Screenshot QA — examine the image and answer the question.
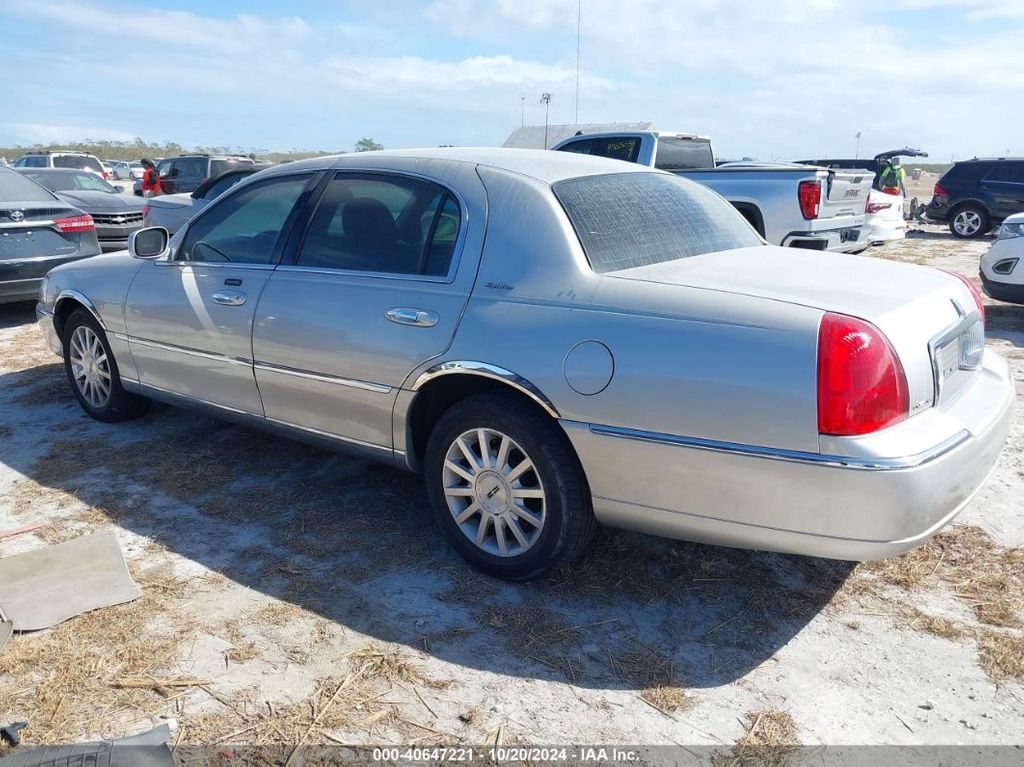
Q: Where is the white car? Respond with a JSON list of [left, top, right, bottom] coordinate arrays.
[[980, 212, 1024, 304]]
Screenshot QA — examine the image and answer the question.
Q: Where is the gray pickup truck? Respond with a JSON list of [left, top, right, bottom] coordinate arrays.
[[552, 131, 872, 253]]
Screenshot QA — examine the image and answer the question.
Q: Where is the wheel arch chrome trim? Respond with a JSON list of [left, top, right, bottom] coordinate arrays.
[[584, 422, 972, 472], [410, 361, 560, 418], [54, 290, 106, 331]]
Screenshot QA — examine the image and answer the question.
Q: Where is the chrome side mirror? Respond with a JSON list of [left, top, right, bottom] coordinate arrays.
[[128, 227, 168, 259]]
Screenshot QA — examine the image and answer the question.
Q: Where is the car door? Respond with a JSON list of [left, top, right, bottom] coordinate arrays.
[[252, 167, 484, 452], [985, 163, 1024, 219], [125, 172, 315, 413], [157, 159, 178, 194]]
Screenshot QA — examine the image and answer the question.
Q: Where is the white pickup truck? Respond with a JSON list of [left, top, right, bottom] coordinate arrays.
[[552, 131, 872, 253]]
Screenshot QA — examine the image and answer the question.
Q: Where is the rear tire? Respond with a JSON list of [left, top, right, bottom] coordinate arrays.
[[424, 391, 596, 580], [62, 308, 150, 422], [949, 205, 990, 239]]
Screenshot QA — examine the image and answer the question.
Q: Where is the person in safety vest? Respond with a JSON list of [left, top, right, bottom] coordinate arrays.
[[140, 159, 162, 198], [879, 156, 906, 195]]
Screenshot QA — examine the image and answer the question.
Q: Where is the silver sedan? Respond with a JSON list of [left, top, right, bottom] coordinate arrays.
[[35, 149, 1014, 579]]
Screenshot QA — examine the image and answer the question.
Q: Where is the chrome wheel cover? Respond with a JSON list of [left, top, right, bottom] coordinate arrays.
[[953, 209, 982, 236], [442, 428, 546, 557], [69, 325, 112, 408]]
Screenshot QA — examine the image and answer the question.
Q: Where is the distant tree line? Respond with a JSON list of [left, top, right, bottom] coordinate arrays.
[[0, 137, 384, 163]]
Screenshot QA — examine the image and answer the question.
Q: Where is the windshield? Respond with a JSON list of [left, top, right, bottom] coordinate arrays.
[[0, 168, 57, 202], [23, 171, 117, 193], [553, 172, 762, 274]]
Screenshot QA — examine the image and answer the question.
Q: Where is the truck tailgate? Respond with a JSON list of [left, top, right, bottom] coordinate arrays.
[[819, 169, 871, 220]]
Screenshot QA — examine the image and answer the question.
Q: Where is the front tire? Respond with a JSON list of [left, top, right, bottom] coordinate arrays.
[[424, 391, 596, 580], [949, 205, 990, 239], [62, 308, 150, 422]]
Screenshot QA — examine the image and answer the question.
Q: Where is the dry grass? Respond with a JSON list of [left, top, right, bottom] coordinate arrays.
[[479, 603, 583, 676], [0, 325, 56, 372], [0, 589, 190, 743], [721, 709, 801, 767], [899, 608, 969, 640], [857, 526, 1024, 628], [976, 629, 1024, 682], [611, 643, 694, 715], [226, 642, 261, 664]]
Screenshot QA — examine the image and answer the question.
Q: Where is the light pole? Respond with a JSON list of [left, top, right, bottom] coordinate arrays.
[[541, 92, 552, 148], [855, 131, 862, 159], [520, 95, 525, 127], [575, 0, 581, 123]]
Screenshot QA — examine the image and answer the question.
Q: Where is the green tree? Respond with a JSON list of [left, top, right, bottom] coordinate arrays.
[[355, 137, 383, 152]]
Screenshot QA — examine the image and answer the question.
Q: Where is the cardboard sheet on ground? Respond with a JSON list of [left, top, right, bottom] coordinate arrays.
[[0, 532, 141, 631]]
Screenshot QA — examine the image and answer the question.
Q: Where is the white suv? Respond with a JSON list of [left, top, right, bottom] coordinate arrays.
[[13, 151, 108, 179]]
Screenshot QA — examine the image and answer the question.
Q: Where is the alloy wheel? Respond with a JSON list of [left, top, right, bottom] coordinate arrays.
[[442, 428, 547, 557], [953, 209, 982, 237], [69, 325, 112, 408]]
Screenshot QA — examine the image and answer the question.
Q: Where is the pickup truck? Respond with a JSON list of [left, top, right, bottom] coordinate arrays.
[[552, 131, 872, 253]]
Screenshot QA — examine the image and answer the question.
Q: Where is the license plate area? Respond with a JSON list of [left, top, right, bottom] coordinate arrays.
[[929, 310, 984, 404]]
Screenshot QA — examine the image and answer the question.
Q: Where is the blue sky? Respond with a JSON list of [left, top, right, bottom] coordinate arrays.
[[1, 0, 1021, 160]]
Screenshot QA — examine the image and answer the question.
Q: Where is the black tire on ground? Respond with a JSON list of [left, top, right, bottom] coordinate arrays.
[[424, 390, 597, 580], [62, 308, 150, 422], [948, 204, 991, 239]]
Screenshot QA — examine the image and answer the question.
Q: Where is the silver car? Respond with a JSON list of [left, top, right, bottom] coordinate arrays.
[[35, 149, 1014, 579]]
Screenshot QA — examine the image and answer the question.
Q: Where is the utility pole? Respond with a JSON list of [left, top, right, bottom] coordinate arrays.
[[541, 93, 552, 148], [520, 95, 525, 127], [575, 0, 581, 123], [854, 131, 862, 159]]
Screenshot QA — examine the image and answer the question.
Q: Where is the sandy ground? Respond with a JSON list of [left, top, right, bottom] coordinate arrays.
[[0, 225, 1021, 758]]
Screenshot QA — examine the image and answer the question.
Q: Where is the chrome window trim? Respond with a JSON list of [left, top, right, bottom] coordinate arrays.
[[127, 335, 252, 367], [253, 360, 392, 394], [584, 422, 972, 472], [411, 361, 560, 418], [153, 260, 278, 271], [55, 290, 106, 329], [289, 168, 470, 284]]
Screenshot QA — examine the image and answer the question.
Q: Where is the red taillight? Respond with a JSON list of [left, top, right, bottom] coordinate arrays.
[[53, 214, 95, 233], [817, 312, 909, 436], [933, 183, 949, 199], [103, 171, 109, 179], [798, 180, 821, 220], [865, 201, 892, 214], [944, 270, 986, 322]]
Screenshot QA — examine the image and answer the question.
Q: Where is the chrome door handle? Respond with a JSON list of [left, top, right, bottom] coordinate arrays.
[[385, 307, 438, 327], [211, 290, 247, 306]]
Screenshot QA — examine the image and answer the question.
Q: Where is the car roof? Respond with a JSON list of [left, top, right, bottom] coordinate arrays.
[[957, 157, 1024, 163], [15, 167, 92, 174], [265, 147, 661, 186]]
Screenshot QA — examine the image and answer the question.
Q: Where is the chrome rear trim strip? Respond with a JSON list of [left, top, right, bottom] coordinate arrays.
[[253, 360, 392, 394], [585, 423, 971, 471]]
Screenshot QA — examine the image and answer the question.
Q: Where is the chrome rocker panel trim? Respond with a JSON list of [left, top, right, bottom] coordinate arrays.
[[585, 422, 972, 471]]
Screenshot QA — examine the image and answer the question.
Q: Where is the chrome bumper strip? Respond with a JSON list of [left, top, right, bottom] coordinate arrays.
[[585, 423, 972, 472], [253, 360, 392, 394]]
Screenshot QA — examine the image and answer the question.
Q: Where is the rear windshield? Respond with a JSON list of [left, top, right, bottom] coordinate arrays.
[[653, 137, 715, 170], [0, 169, 57, 202], [553, 172, 762, 274], [53, 155, 103, 172]]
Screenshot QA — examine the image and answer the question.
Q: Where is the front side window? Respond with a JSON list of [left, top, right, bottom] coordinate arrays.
[[295, 173, 461, 277], [178, 174, 310, 264], [553, 172, 762, 274]]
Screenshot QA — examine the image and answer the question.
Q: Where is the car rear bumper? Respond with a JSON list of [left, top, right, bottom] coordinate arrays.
[[0, 254, 90, 304], [782, 225, 869, 253], [562, 350, 1014, 561]]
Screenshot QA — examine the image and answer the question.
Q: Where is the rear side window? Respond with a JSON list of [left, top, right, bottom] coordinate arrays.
[[553, 172, 762, 274], [15, 156, 47, 168], [944, 162, 991, 182], [985, 164, 1024, 183], [53, 155, 102, 172], [560, 137, 642, 164], [654, 138, 715, 170], [211, 159, 253, 177], [295, 173, 461, 277], [0, 169, 56, 202]]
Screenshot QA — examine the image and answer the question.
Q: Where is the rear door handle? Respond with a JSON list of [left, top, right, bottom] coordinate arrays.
[[385, 307, 438, 327], [211, 290, 247, 306]]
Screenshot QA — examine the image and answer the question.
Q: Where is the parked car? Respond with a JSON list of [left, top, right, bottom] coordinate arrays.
[[553, 131, 873, 253], [35, 149, 1013, 579], [155, 154, 255, 195], [17, 168, 146, 252], [1, 166, 101, 304], [109, 161, 142, 181], [13, 151, 108, 179], [980, 211, 1024, 304], [795, 149, 929, 245], [142, 165, 270, 234], [927, 157, 1024, 239]]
